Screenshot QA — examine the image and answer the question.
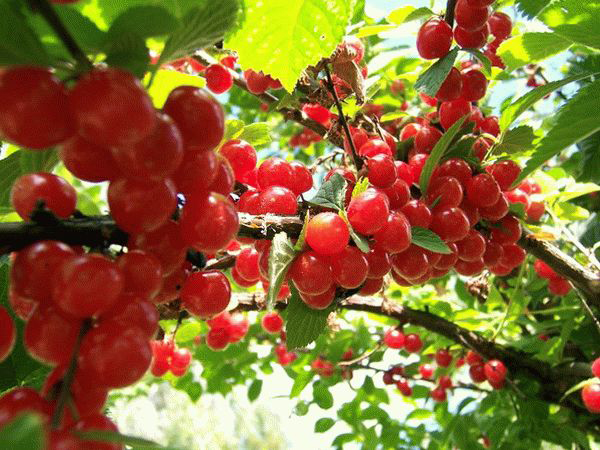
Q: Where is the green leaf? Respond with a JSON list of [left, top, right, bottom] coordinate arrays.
[[315, 417, 335, 433], [540, 0, 600, 50], [0, 414, 45, 450], [380, 111, 409, 122], [386, 6, 434, 25], [223, 119, 246, 141], [267, 233, 297, 309], [509, 202, 526, 219], [419, 114, 468, 194], [285, 283, 333, 350], [225, 0, 354, 92], [0, 2, 51, 66], [351, 177, 370, 198], [19, 150, 58, 174], [294, 213, 310, 252], [290, 369, 315, 397], [355, 25, 396, 38], [145, 69, 205, 108], [406, 408, 433, 421], [414, 47, 459, 98], [460, 49, 491, 77], [547, 182, 600, 203], [310, 173, 346, 211], [0, 152, 22, 209], [554, 202, 589, 221], [560, 377, 598, 402], [515, 0, 548, 19], [411, 227, 451, 254], [109, 6, 178, 38], [175, 322, 201, 343], [247, 378, 263, 401], [237, 123, 272, 147], [313, 383, 334, 409], [516, 79, 600, 185], [74, 430, 169, 449], [339, 211, 369, 253], [158, 0, 239, 65], [104, 32, 149, 78], [499, 72, 594, 130], [497, 33, 571, 72], [495, 126, 537, 154]]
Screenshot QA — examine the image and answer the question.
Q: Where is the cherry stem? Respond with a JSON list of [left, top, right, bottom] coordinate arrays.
[[444, 0, 457, 28], [50, 319, 93, 430], [27, 0, 93, 71], [323, 64, 363, 170]]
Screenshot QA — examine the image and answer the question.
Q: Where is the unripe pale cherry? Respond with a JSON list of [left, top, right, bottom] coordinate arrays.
[[181, 271, 231, 319], [305, 212, 350, 256], [417, 19, 453, 59]]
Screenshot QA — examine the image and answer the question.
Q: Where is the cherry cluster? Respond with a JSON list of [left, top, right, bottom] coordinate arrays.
[[150, 340, 192, 377], [533, 259, 573, 296]]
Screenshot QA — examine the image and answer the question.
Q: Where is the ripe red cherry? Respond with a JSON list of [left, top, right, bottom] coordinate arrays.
[[262, 312, 284, 333], [401, 200, 432, 228], [592, 358, 600, 378], [456, 230, 486, 262], [426, 176, 464, 210], [430, 207, 470, 243], [257, 158, 294, 189], [499, 244, 526, 268], [367, 154, 397, 188], [455, 0, 490, 31], [73, 414, 122, 450], [455, 24, 490, 49], [480, 116, 501, 136], [396, 380, 412, 396], [415, 125, 443, 153], [11, 173, 76, 220], [384, 329, 405, 349], [439, 99, 472, 130], [391, 245, 430, 280], [205, 64, 234, 94], [490, 215, 521, 245], [534, 260, 558, 280], [455, 258, 485, 276], [110, 112, 183, 181], [303, 103, 331, 125], [435, 158, 472, 187], [163, 86, 224, 151], [117, 250, 163, 300], [0, 307, 15, 363], [548, 277, 572, 296], [486, 161, 520, 191], [169, 348, 192, 376], [526, 201, 545, 222], [439, 375, 453, 390], [435, 349, 453, 367], [359, 277, 384, 295], [466, 0, 494, 5], [289, 161, 313, 195], [0, 388, 50, 428], [258, 186, 298, 214], [460, 69, 488, 101], [466, 173, 501, 208], [408, 153, 429, 181], [60, 135, 121, 182], [289, 251, 333, 295], [180, 191, 239, 253], [52, 254, 124, 318], [181, 271, 231, 319], [436, 67, 463, 102], [365, 247, 391, 279], [300, 285, 336, 310], [347, 189, 390, 235], [206, 155, 235, 196], [244, 70, 271, 94], [172, 149, 218, 195], [417, 19, 453, 59], [469, 363, 487, 383], [228, 313, 250, 343], [0, 66, 75, 149], [220, 139, 257, 181], [433, 243, 459, 270], [108, 178, 177, 234], [374, 212, 412, 254], [101, 295, 158, 338], [466, 350, 483, 365], [306, 212, 350, 256], [128, 220, 186, 276], [582, 384, 600, 413], [404, 333, 423, 353], [419, 363, 435, 379], [330, 246, 369, 289], [430, 386, 447, 402], [358, 139, 392, 158], [488, 12, 512, 40], [205, 327, 229, 351], [70, 68, 155, 147], [235, 248, 261, 282], [484, 359, 507, 383]]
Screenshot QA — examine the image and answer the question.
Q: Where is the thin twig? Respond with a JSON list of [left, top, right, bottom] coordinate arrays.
[[323, 64, 363, 170], [575, 288, 600, 335], [338, 342, 383, 367], [27, 0, 93, 71], [444, 0, 458, 27]]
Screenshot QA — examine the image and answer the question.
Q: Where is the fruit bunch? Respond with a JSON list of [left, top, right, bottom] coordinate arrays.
[[150, 340, 192, 377], [203, 311, 251, 351], [533, 260, 573, 296]]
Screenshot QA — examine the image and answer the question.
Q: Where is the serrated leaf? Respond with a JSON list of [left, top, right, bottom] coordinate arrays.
[[380, 111, 409, 122], [516, 79, 600, 186], [294, 213, 310, 252], [290, 369, 315, 397], [515, 0, 548, 19], [0, 2, 51, 67], [442, 136, 477, 163], [497, 33, 571, 72], [419, 114, 468, 194], [247, 379, 263, 401], [499, 72, 595, 130], [109, 6, 178, 38], [0, 414, 45, 450], [285, 283, 334, 350], [267, 233, 297, 309], [560, 377, 598, 402], [310, 173, 346, 211], [411, 227, 451, 254], [104, 32, 149, 79], [175, 322, 201, 343], [540, 0, 600, 50], [460, 48, 491, 77], [225, 0, 354, 92], [495, 126, 537, 154], [415, 47, 459, 98], [237, 123, 271, 147], [145, 69, 205, 108], [351, 177, 369, 198], [386, 6, 434, 25], [158, 0, 239, 66], [315, 417, 335, 433], [224, 119, 246, 141]]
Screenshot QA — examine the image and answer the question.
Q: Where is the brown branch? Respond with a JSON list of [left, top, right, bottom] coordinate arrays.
[[444, 0, 457, 28]]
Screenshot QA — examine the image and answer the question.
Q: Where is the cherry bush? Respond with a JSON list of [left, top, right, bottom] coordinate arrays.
[[0, 0, 599, 448]]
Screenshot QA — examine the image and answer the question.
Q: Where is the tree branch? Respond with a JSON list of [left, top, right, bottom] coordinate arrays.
[[444, 0, 457, 28]]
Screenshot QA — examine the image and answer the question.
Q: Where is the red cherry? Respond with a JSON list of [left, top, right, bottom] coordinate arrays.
[[170, 348, 192, 376], [172, 148, 218, 195], [548, 277, 572, 296], [484, 359, 507, 383], [534, 260, 558, 280], [0, 66, 75, 149], [52, 254, 124, 318], [228, 313, 250, 343], [486, 160, 521, 191], [483, 240, 504, 267], [430, 386, 447, 402], [101, 296, 158, 338], [207, 155, 235, 196], [396, 380, 412, 396], [306, 212, 350, 256], [359, 139, 392, 158], [258, 186, 298, 215], [488, 12, 512, 40], [592, 358, 600, 378], [262, 312, 284, 333], [415, 125, 443, 154], [70, 68, 155, 147], [384, 329, 405, 349], [419, 363, 435, 379], [408, 153, 429, 182], [435, 349, 453, 367], [207, 327, 231, 350], [220, 139, 257, 181], [439, 375, 453, 390], [466, 0, 494, 5], [235, 248, 261, 282], [347, 189, 390, 235], [257, 158, 294, 189], [180, 191, 239, 253], [289, 251, 333, 295], [479, 193, 509, 221], [436, 67, 463, 102], [0, 388, 50, 429], [391, 245, 430, 280], [455, 258, 485, 276], [181, 271, 231, 319], [374, 212, 412, 254], [289, 161, 313, 195], [129, 220, 187, 276], [11, 173, 76, 220], [460, 69, 488, 101], [455, 0, 490, 31], [469, 363, 487, 383], [433, 243, 459, 270], [365, 247, 391, 279], [429, 207, 470, 243], [117, 250, 163, 300], [367, 154, 397, 188], [302, 103, 331, 125], [417, 19, 453, 59], [299, 285, 336, 310], [582, 384, 600, 413], [404, 333, 423, 353], [456, 230, 486, 262], [400, 200, 432, 228], [490, 215, 521, 245], [499, 244, 526, 268], [205, 64, 234, 94], [73, 414, 122, 450], [526, 201, 545, 222], [439, 99, 472, 130], [0, 307, 15, 363], [163, 86, 224, 151], [110, 112, 183, 181], [8, 288, 35, 321], [466, 350, 483, 365], [455, 24, 490, 49], [466, 173, 501, 208], [330, 246, 369, 289], [60, 135, 121, 182], [359, 277, 384, 295], [426, 176, 464, 210], [480, 116, 501, 136], [244, 70, 271, 95]]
